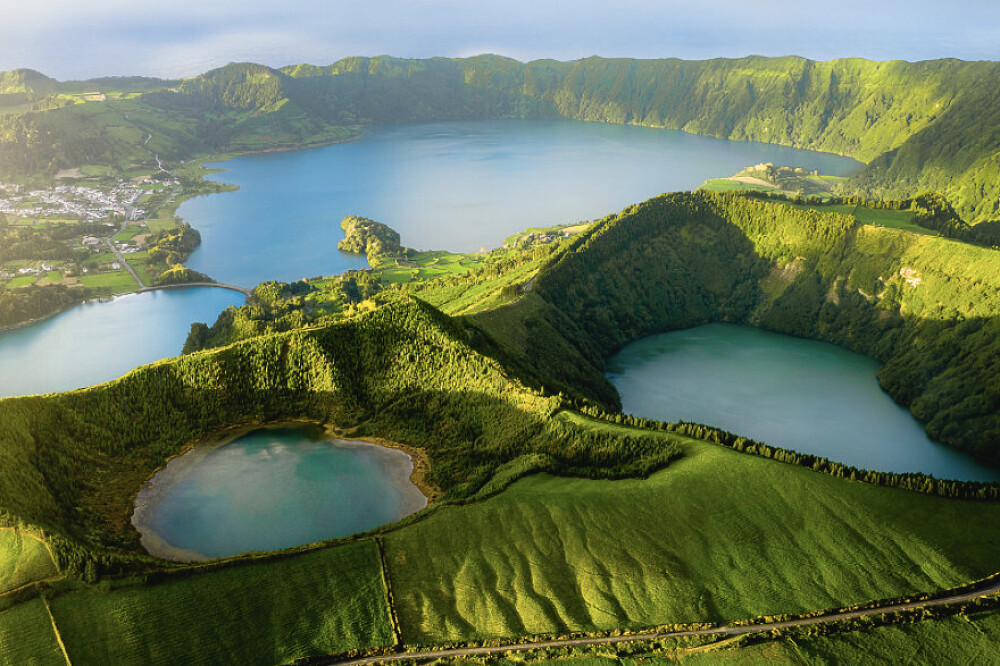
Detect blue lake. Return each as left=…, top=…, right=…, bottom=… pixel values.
left=606, top=324, right=999, bottom=482
left=131, top=426, right=427, bottom=560
left=181, top=120, right=861, bottom=286
left=0, top=120, right=862, bottom=397
left=0, top=288, right=244, bottom=398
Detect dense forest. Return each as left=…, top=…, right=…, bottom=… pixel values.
left=6, top=57, right=1000, bottom=220
left=0, top=283, right=87, bottom=329
left=337, top=215, right=402, bottom=262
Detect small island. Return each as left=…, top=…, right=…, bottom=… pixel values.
left=338, top=215, right=403, bottom=263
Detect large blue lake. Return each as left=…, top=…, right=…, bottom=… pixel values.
left=181, top=120, right=861, bottom=286
left=0, top=120, right=862, bottom=398
left=607, top=324, right=999, bottom=482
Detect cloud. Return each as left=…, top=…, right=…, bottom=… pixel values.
left=2, top=0, right=999, bottom=80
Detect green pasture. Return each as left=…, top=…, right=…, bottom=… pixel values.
left=0, top=529, right=58, bottom=594
left=78, top=270, right=140, bottom=292
left=47, top=539, right=393, bottom=665
left=3, top=276, right=37, bottom=288
left=386, top=421, right=1000, bottom=645
left=0, top=598, right=64, bottom=666
left=144, top=216, right=178, bottom=234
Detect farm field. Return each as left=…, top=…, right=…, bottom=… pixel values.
left=41, top=539, right=393, bottom=665
left=78, top=270, right=140, bottom=292
left=0, top=598, right=65, bottom=666
left=385, top=427, right=1000, bottom=645
left=0, top=529, right=58, bottom=594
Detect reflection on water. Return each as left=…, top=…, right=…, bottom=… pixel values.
left=132, top=427, right=427, bottom=560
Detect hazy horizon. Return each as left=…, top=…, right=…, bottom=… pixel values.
left=4, top=1, right=1000, bottom=80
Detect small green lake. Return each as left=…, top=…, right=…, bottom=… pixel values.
left=131, top=426, right=427, bottom=560
left=606, top=323, right=999, bottom=482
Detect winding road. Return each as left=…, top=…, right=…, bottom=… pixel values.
left=334, top=577, right=1000, bottom=665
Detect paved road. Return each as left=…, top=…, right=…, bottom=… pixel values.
left=335, top=578, right=1000, bottom=665
left=104, top=207, right=144, bottom=288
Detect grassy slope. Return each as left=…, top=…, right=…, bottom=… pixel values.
left=386, top=427, right=1000, bottom=645
left=47, top=540, right=393, bottom=665
left=0, top=529, right=58, bottom=593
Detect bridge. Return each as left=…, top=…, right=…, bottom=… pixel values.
left=138, top=282, right=252, bottom=297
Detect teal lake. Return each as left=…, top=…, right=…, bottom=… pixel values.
left=1, top=120, right=860, bottom=397
left=606, top=324, right=999, bottom=482
left=181, top=120, right=861, bottom=286
left=132, top=427, right=427, bottom=560
left=0, top=288, right=244, bottom=398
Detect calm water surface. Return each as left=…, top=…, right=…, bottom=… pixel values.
left=182, top=120, right=861, bottom=286
left=0, top=288, right=244, bottom=398
left=132, top=427, right=427, bottom=560
left=606, top=323, right=999, bottom=482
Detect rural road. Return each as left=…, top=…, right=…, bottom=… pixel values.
left=105, top=205, right=145, bottom=288
left=334, top=577, right=1000, bottom=665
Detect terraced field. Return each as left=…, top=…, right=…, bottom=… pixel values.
left=385, top=436, right=1000, bottom=645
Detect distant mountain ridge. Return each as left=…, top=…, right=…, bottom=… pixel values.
left=5, top=55, right=1000, bottom=221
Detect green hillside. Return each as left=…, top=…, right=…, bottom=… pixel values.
left=6, top=56, right=1000, bottom=220
left=0, top=137, right=999, bottom=659
left=519, top=191, right=1000, bottom=461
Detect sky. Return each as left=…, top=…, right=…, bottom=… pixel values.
left=4, top=0, right=1000, bottom=80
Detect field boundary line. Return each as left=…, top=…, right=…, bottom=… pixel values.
left=374, top=537, right=402, bottom=647
left=0, top=576, right=65, bottom=599
left=41, top=596, right=73, bottom=666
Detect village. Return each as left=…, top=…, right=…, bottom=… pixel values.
left=0, top=177, right=184, bottom=291
left=0, top=178, right=180, bottom=222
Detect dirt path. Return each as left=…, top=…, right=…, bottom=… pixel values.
left=335, top=578, right=1000, bottom=665
left=727, top=175, right=775, bottom=188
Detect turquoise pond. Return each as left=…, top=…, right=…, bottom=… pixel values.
left=606, top=324, right=999, bottom=482
left=132, top=426, right=427, bottom=560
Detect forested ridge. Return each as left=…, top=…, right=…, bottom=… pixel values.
left=6, top=56, right=1000, bottom=219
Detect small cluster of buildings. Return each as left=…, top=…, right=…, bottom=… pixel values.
left=0, top=262, right=56, bottom=279
left=0, top=180, right=165, bottom=222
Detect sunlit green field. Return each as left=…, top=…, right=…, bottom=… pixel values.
left=0, top=529, right=58, bottom=594
left=386, top=429, right=1000, bottom=645
left=78, top=270, right=140, bottom=292
left=44, top=540, right=393, bottom=665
